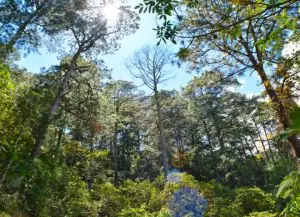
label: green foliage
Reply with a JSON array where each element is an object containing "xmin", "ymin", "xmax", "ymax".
[
  {"xmin": 277, "ymin": 171, "xmax": 300, "ymax": 216},
  {"xmin": 1, "ymin": 1, "xmax": 299, "ymax": 214},
  {"xmin": 205, "ymin": 186, "xmax": 276, "ymax": 217},
  {"xmin": 135, "ymin": 0, "xmax": 179, "ymax": 44},
  {"xmin": 93, "ymin": 182, "xmax": 124, "ymax": 216},
  {"xmin": 279, "ymin": 107, "xmax": 300, "ymax": 139},
  {"xmin": 234, "ymin": 187, "xmax": 276, "ymax": 215},
  {"xmin": 22, "ymin": 158, "xmax": 98, "ymax": 217},
  {"xmin": 92, "ymin": 173, "xmax": 208, "ymax": 216},
  {"xmin": 0, "ymin": 63, "xmax": 14, "ymax": 89}
]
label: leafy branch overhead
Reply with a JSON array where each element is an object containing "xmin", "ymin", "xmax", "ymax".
[
  {"xmin": 135, "ymin": 0, "xmax": 179, "ymax": 44},
  {"xmin": 135, "ymin": 0, "xmax": 299, "ymax": 45}
]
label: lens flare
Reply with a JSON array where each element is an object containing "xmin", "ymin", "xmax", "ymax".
[{"xmin": 103, "ymin": 3, "xmax": 120, "ymax": 25}]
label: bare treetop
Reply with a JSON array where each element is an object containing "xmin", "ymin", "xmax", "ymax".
[{"xmin": 126, "ymin": 46, "xmax": 173, "ymax": 90}]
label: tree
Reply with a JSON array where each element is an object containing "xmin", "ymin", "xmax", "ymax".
[
  {"xmin": 136, "ymin": 0, "xmax": 300, "ymax": 169},
  {"xmin": 0, "ymin": 0, "xmax": 88, "ymax": 60},
  {"xmin": 126, "ymin": 46, "xmax": 172, "ymax": 178},
  {"xmin": 136, "ymin": 0, "xmax": 298, "ymax": 45},
  {"xmin": 101, "ymin": 80, "xmax": 138, "ymax": 181},
  {"xmin": 31, "ymin": 4, "xmax": 139, "ymax": 158},
  {"xmin": 148, "ymin": 0, "xmax": 300, "ymax": 168}
]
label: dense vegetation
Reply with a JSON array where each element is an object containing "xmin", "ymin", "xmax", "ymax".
[{"xmin": 0, "ymin": 0, "xmax": 299, "ymax": 216}]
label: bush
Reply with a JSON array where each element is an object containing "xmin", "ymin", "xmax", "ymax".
[
  {"xmin": 93, "ymin": 182, "xmax": 125, "ymax": 217},
  {"xmin": 205, "ymin": 186, "xmax": 276, "ymax": 217},
  {"xmin": 277, "ymin": 171, "xmax": 300, "ymax": 217},
  {"xmin": 21, "ymin": 159, "xmax": 98, "ymax": 217},
  {"xmin": 233, "ymin": 187, "xmax": 276, "ymax": 215}
]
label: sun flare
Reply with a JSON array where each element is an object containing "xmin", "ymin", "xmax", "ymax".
[{"xmin": 103, "ymin": 3, "xmax": 120, "ymax": 25}]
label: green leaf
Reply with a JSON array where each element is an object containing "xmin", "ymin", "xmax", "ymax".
[{"xmin": 291, "ymin": 106, "xmax": 300, "ymax": 129}]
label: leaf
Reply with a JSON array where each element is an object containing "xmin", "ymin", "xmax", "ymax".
[
  {"xmin": 139, "ymin": 7, "xmax": 143, "ymax": 13},
  {"xmin": 291, "ymin": 106, "xmax": 300, "ymax": 129},
  {"xmin": 278, "ymin": 129, "xmax": 300, "ymax": 140}
]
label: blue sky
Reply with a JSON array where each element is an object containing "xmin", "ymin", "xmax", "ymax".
[{"xmin": 16, "ymin": 0, "xmax": 262, "ymax": 96}]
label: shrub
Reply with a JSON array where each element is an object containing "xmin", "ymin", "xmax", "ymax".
[
  {"xmin": 277, "ymin": 171, "xmax": 300, "ymax": 217},
  {"xmin": 233, "ymin": 187, "xmax": 276, "ymax": 215}
]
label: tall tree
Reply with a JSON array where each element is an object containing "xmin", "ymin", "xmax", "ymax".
[
  {"xmin": 126, "ymin": 46, "xmax": 172, "ymax": 178},
  {"xmin": 161, "ymin": 0, "xmax": 300, "ymax": 168},
  {"xmin": 31, "ymin": 3, "xmax": 139, "ymax": 158}
]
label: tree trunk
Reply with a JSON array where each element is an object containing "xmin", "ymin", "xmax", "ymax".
[
  {"xmin": 261, "ymin": 122, "xmax": 277, "ymax": 164},
  {"xmin": 31, "ymin": 50, "xmax": 81, "ymax": 158},
  {"xmin": 0, "ymin": 157, "xmax": 13, "ymax": 187},
  {"xmin": 251, "ymin": 116, "xmax": 272, "ymax": 162},
  {"xmin": 154, "ymin": 87, "xmax": 168, "ymax": 178},
  {"xmin": 256, "ymin": 67, "xmax": 300, "ymax": 168},
  {"xmin": 113, "ymin": 121, "xmax": 119, "ymax": 182},
  {"xmin": 240, "ymin": 36, "xmax": 300, "ymax": 169}
]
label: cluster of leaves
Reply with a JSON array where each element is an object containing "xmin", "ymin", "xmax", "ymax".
[
  {"xmin": 205, "ymin": 185, "xmax": 277, "ymax": 217},
  {"xmin": 277, "ymin": 171, "xmax": 300, "ymax": 216},
  {"xmin": 134, "ymin": 0, "xmax": 179, "ymax": 44},
  {"xmin": 279, "ymin": 106, "xmax": 300, "ymax": 139}
]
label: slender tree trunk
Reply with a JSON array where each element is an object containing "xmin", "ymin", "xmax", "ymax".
[
  {"xmin": 113, "ymin": 121, "xmax": 119, "ymax": 181},
  {"xmin": 55, "ymin": 128, "xmax": 63, "ymax": 151},
  {"xmin": 261, "ymin": 122, "xmax": 277, "ymax": 164},
  {"xmin": 0, "ymin": 126, "xmax": 24, "ymax": 186},
  {"xmin": 31, "ymin": 49, "xmax": 82, "ymax": 158},
  {"xmin": 0, "ymin": 157, "xmax": 13, "ymax": 187},
  {"xmin": 251, "ymin": 116, "xmax": 272, "ymax": 162},
  {"xmin": 154, "ymin": 87, "xmax": 168, "ymax": 178}
]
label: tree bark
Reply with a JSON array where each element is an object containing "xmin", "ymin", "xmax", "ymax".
[
  {"xmin": 113, "ymin": 121, "xmax": 119, "ymax": 181},
  {"xmin": 256, "ymin": 67, "xmax": 300, "ymax": 168},
  {"xmin": 261, "ymin": 122, "xmax": 277, "ymax": 164},
  {"xmin": 240, "ymin": 35, "xmax": 300, "ymax": 168},
  {"xmin": 251, "ymin": 116, "xmax": 273, "ymax": 162},
  {"xmin": 154, "ymin": 86, "xmax": 169, "ymax": 178},
  {"xmin": 31, "ymin": 49, "xmax": 82, "ymax": 158}
]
